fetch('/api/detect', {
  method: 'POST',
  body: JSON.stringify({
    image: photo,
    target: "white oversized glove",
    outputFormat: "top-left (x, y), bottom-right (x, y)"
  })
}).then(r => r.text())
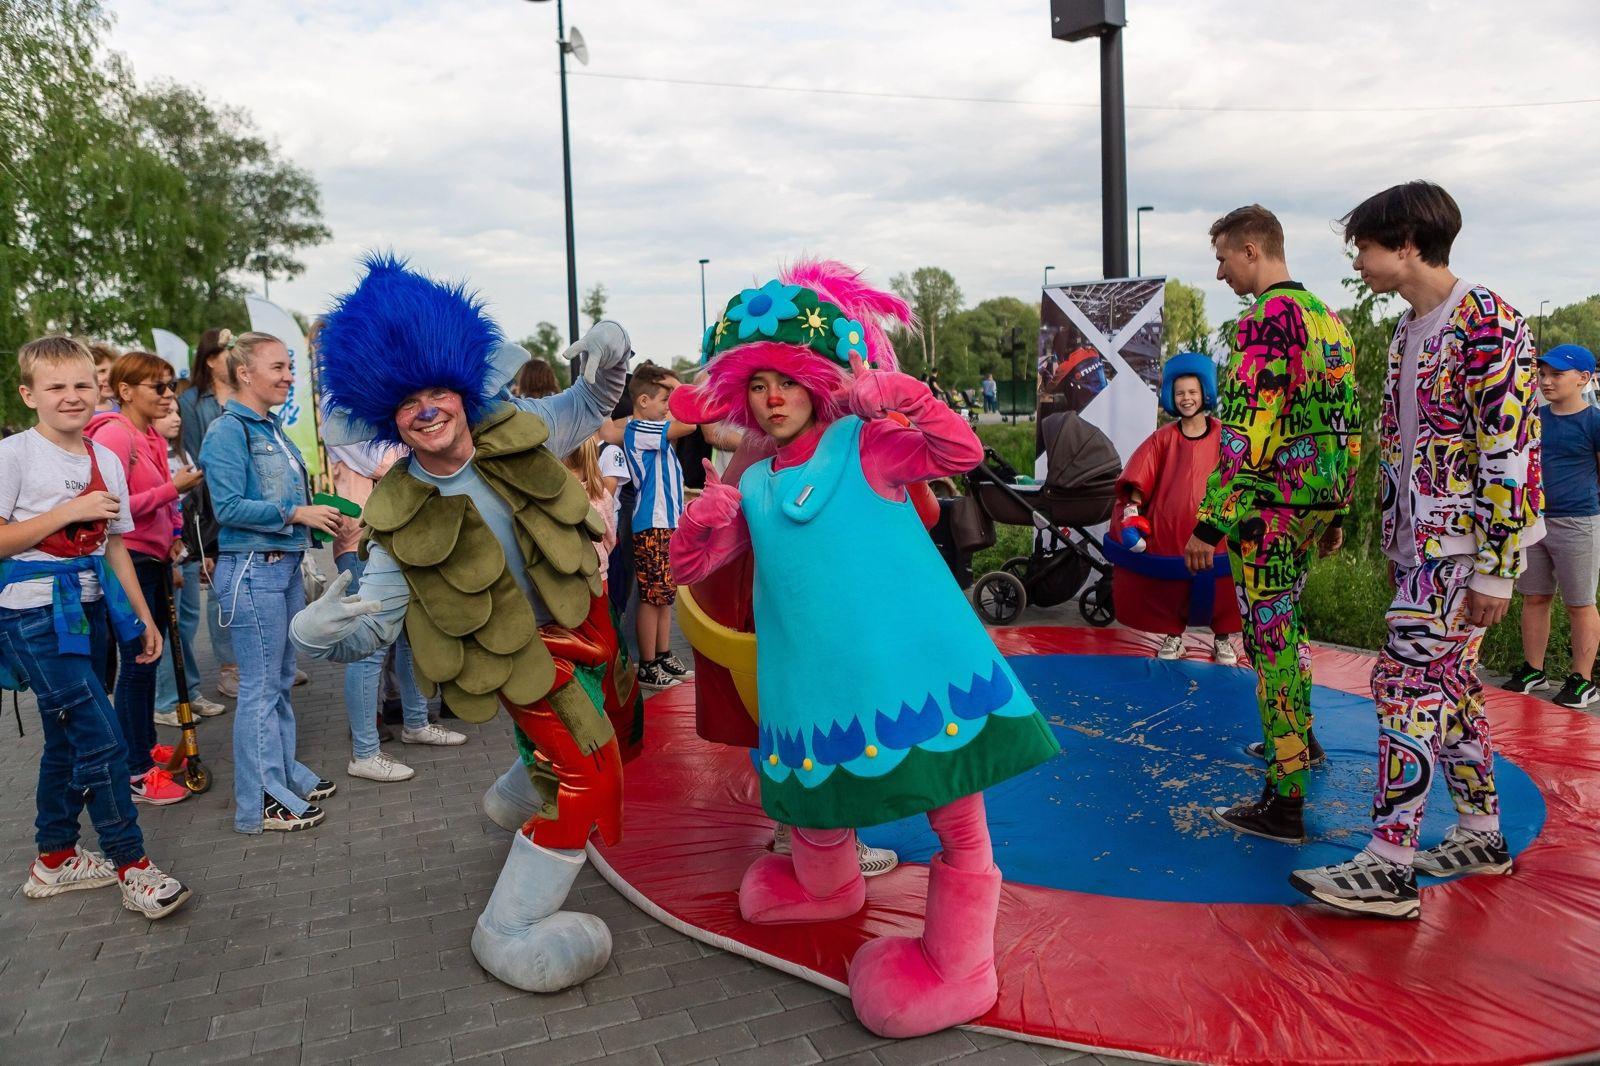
top-left (289, 569), bottom-right (382, 650)
top-left (562, 321), bottom-right (631, 387)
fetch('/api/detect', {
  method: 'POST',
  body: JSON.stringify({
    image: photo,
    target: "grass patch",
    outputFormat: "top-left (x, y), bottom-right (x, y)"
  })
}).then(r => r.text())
top-left (974, 422), bottom-right (1037, 479)
top-left (971, 524), bottom-right (1034, 577)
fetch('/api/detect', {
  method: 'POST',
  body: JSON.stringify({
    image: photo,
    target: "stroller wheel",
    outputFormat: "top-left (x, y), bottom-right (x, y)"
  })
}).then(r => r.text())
top-left (1000, 555), bottom-right (1032, 581)
top-left (973, 571), bottom-right (1027, 626)
top-left (1079, 578), bottom-right (1114, 628)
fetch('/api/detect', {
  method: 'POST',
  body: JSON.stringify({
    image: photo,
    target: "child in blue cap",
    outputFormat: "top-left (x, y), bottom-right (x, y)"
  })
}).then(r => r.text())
top-left (1505, 343), bottom-right (1600, 708)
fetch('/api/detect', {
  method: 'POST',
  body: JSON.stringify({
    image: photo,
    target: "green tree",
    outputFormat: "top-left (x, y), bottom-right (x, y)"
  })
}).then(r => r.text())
top-left (582, 283), bottom-right (607, 326)
top-left (889, 267), bottom-right (963, 372)
top-left (517, 321), bottom-right (565, 362)
top-left (1161, 278), bottom-right (1210, 357)
top-left (1538, 294), bottom-right (1600, 352)
top-left (938, 297), bottom-right (1041, 392)
top-left (1336, 271), bottom-right (1399, 557)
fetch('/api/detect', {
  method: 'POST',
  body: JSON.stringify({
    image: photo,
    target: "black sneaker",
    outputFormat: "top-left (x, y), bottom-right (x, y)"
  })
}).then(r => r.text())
top-left (638, 659), bottom-right (681, 691)
top-left (1552, 673), bottom-right (1599, 709)
top-left (1245, 727), bottom-right (1327, 766)
top-left (1208, 782), bottom-right (1305, 844)
top-left (263, 797), bottom-right (325, 832)
top-left (306, 779), bottom-right (337, 801)
top-left (1502, 661), bottom-right (1550, 694)
top-left (658, 652), bottom-right (695, 680)
top-left (1290, 849), bottom-right (1420, 920)
top-left (1413, 827), bottom-right (1513, 877)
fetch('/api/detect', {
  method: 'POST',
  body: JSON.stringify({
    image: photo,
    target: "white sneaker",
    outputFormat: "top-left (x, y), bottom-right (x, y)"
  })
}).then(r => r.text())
top-left (152, 709), bottom-right (181, 728)
top-left (402, 723), bottom-right (466, 746)
top-left (348, 751), bottom-right (416, 782)
top-left (191, 694), bottom-right (227, 717)
top-left (1156, 635), bottom-right (1184, 660)
top-left (293, 668), bottom-right (310, 687)
top-left (119, 860), bottom-right (191, 919)
top-left (217, 665), bottom-right (239, 699)
top-left (23, 846), bottom-right (116, 898)
top-left (1213, 638), bottom-right (1239, 666)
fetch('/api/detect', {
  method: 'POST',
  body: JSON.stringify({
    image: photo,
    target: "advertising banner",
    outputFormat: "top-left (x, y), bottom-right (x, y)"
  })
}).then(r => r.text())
top-left (245, 296), bottom-right (322, 478)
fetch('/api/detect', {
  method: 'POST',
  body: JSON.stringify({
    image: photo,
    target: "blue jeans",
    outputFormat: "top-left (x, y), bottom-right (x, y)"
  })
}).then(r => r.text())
top-left (0, 600), bottom-right (145, 865)
top-left (205, 573), bottom-right (236, 669)
top-left (336, 553), bottom-right (429, 759)
top-left (155, 559), bottom-right (201, 711)
top-left (113, 554), bottom-right (170, 776)
top-left (215, 551), bottom-right (319, 832)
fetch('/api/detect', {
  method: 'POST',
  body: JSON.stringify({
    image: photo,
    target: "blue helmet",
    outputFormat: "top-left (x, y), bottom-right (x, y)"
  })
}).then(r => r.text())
top-left (1160, 352), bottom-right (1217, 417)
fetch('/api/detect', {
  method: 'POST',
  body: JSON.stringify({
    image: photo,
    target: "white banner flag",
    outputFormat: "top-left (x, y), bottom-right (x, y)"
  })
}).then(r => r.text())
top-left (245, 296), bottom-right (321, 477)
top-left (150, 329), bottom-right (191, 379)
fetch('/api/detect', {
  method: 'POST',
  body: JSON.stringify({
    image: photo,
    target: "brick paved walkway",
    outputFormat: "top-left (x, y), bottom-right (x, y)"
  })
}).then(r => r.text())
top-left (0, 573), bottom-right (1142, 1065)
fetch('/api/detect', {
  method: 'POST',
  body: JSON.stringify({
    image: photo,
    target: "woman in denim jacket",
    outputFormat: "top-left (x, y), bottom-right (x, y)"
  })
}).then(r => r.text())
top-left (199, 332), bottom-right (343, 834)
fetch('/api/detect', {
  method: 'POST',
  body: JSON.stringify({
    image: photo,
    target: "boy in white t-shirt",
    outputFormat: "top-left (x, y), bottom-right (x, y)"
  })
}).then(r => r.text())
top-left (0, 336), bottom-right (191, 919)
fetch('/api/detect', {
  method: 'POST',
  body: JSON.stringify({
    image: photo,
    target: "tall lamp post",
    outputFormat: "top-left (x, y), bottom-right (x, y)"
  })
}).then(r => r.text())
top-left (1538, 299), bottom-right (1550, 351)
top-left (1043, 264), bottom-right (1056, 288)
top-left (1135, 205), bottom-right (1153, 276)
top-left (526, 0), bottom-right (588, 343)
top-left (698, 258), bottom-right (711, 336)
top-left (1051, 1), bottom-right (1129, 279)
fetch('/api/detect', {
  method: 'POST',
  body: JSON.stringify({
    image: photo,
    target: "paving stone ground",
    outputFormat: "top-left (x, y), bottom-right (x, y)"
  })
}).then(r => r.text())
top-left (0, 558), bottom-right (1140, 1066)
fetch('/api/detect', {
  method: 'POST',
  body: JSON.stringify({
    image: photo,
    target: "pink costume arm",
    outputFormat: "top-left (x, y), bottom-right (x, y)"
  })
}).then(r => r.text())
top-left (856, 374), bottom-right (985, 499)
top-left (669, 467), bottom-right (752, 585)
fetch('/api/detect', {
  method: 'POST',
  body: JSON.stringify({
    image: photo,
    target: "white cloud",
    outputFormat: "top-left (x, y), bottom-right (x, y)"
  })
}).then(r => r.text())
top-left (107, 0), bottom-right (1600, 361)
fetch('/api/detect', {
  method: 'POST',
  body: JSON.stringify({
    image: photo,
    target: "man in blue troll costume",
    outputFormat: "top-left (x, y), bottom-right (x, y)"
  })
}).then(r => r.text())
top-left (290, 254), bottom-right (638, 992)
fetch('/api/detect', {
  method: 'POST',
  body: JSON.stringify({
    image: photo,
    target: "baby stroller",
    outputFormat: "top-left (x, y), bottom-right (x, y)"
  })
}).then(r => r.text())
top-left (958, 410), bottom-right (1120, 626)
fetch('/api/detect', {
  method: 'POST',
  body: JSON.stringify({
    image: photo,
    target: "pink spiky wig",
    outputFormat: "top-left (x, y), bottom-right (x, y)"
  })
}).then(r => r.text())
top-left (668, 258), bottom-right (914, 432)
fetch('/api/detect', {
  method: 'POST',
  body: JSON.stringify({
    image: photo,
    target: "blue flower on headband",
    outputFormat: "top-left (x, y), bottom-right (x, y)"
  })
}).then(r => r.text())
top-left (833, 317), bottom-right (868, 362)
top-left (727, 280), bottom-right (801, 340)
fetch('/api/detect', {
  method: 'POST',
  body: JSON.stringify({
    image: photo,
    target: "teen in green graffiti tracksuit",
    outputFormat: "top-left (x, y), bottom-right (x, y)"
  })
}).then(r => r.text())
top-left (1192, 283), bottom-right (1359, 816)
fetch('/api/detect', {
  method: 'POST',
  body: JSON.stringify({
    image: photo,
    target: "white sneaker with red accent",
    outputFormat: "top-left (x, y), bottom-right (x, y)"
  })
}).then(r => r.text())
top-left (130, 767), bottom-right (189, 806)
top-left (118, 860), bottom-right (191, 919)
top-left (23, 846), bottom-right (117, 898)
top-left (402, 723), bottom-right (466, 746)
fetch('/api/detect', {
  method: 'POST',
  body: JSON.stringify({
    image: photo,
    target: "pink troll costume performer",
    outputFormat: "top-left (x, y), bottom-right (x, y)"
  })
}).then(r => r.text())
top-left (669, 260), bottom-right (1060, 1037)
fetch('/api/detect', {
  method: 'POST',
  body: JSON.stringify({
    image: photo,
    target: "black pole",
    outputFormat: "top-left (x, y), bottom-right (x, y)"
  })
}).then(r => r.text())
top-left (557, 0), bottom-right (579, 343)
top-left (1136, 210), bottom-right (1142, 276)
top-left (1099, 27), bottom-right (1128, 279)
top-left (699, 259), bottom-right (709, 336)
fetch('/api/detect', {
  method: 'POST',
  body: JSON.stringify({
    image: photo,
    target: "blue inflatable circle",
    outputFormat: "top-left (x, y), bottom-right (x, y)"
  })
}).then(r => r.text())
top-left (859, 653), bottom-right (1546, 905)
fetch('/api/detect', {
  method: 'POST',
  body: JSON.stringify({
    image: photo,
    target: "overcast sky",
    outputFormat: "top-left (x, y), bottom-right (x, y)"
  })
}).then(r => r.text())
top-left (109, 0), bottom-right (1598, 361)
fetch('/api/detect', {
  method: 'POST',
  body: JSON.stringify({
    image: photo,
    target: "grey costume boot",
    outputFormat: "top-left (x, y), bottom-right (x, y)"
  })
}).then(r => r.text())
top-left (471, 832), bottom-right (612, 992)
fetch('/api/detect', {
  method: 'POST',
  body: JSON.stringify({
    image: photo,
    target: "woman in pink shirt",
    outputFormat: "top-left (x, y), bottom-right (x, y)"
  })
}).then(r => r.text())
top-left (87, 352), bottom-right (204, 805)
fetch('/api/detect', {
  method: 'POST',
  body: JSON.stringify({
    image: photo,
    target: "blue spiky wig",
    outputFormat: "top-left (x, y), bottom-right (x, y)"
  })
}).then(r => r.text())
top-left (1160, 351), bottom-right (1217, 416)
top-left (316, 253), bottom-right (503, 445)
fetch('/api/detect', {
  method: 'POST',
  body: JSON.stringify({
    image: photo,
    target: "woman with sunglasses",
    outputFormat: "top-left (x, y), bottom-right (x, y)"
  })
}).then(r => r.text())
top-left (87, 353), bottom-right (205, 806)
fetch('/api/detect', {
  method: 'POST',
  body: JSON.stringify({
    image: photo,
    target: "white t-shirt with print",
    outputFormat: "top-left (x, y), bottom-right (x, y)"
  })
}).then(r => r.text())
top-left (599, 442), bottom-right (629, 524)
top-left (0, 429), bottom-right (135, 609)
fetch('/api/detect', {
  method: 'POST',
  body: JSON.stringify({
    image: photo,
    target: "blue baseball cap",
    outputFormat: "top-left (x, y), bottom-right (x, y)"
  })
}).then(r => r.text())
top-left (1539, 344), bottom-right (1596, 373)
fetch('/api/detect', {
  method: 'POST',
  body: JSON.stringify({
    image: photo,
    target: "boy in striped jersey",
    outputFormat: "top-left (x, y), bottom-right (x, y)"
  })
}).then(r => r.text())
top-left (603, 364), bottom-right (696, 689)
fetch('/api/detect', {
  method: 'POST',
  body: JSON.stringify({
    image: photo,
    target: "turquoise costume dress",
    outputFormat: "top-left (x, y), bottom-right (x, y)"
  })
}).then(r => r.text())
top-left (742, 415), bottom-right (1059, 829)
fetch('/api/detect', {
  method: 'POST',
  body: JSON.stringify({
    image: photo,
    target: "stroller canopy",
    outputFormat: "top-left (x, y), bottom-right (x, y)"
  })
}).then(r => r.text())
top-left (1040, 410), bottom-right (1122, 494)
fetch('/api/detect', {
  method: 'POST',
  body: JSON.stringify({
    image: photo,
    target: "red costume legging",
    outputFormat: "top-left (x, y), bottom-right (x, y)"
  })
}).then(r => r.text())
top-left (503, 596), bottom-right (626, 850)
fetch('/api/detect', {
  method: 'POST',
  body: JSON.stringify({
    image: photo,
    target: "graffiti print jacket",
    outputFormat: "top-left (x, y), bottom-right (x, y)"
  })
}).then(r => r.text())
top-left (1379, 285), bottom-right (1541, 582)
top-left (1193, 283), bottom-right (1359, 544)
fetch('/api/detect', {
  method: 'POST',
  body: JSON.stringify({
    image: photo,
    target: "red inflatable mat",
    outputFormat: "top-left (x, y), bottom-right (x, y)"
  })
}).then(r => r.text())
top-left (587, 626), bottom-right (1600, 1064)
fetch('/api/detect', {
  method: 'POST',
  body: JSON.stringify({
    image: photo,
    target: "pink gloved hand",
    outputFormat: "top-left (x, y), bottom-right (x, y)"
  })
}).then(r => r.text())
top-left (690, 459), bottom-right (742, 527)
top-left (848, 353), bottom-right (931, 423)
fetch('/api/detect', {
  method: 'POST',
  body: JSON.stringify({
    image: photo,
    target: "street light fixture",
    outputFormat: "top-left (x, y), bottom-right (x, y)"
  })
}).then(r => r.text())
top-left (698, 258), bottom-right (711, 337)
top-left (1051, 0), bottom-right (1129, 279)
top-left (1135, 205), bottom-right (1154, 276)
top-left (1043, 265), bottom-right (1056, 288)
top-left (525, 0), bottom-right (588, 344)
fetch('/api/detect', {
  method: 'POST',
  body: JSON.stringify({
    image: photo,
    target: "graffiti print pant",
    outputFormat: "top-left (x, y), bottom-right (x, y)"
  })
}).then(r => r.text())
top-left (1370, 556), bottom-right (1499, 850)
top-left (1227, 507), bottom-right (1327, 799)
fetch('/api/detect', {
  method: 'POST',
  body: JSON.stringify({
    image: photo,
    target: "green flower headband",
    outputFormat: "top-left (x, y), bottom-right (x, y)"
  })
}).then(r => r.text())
top-left (700, 280), bottom-right (871, 368)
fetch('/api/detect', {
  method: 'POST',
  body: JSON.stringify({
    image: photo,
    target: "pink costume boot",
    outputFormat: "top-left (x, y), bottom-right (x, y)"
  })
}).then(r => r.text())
top-left (739, 827), bottom-right (867, 924)
top-left (846, 853), bottom-right (1001, 1037)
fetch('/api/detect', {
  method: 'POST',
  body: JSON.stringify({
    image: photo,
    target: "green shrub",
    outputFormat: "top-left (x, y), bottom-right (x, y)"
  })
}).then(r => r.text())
top-left (973, 422), bottom-right (1037, 479)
